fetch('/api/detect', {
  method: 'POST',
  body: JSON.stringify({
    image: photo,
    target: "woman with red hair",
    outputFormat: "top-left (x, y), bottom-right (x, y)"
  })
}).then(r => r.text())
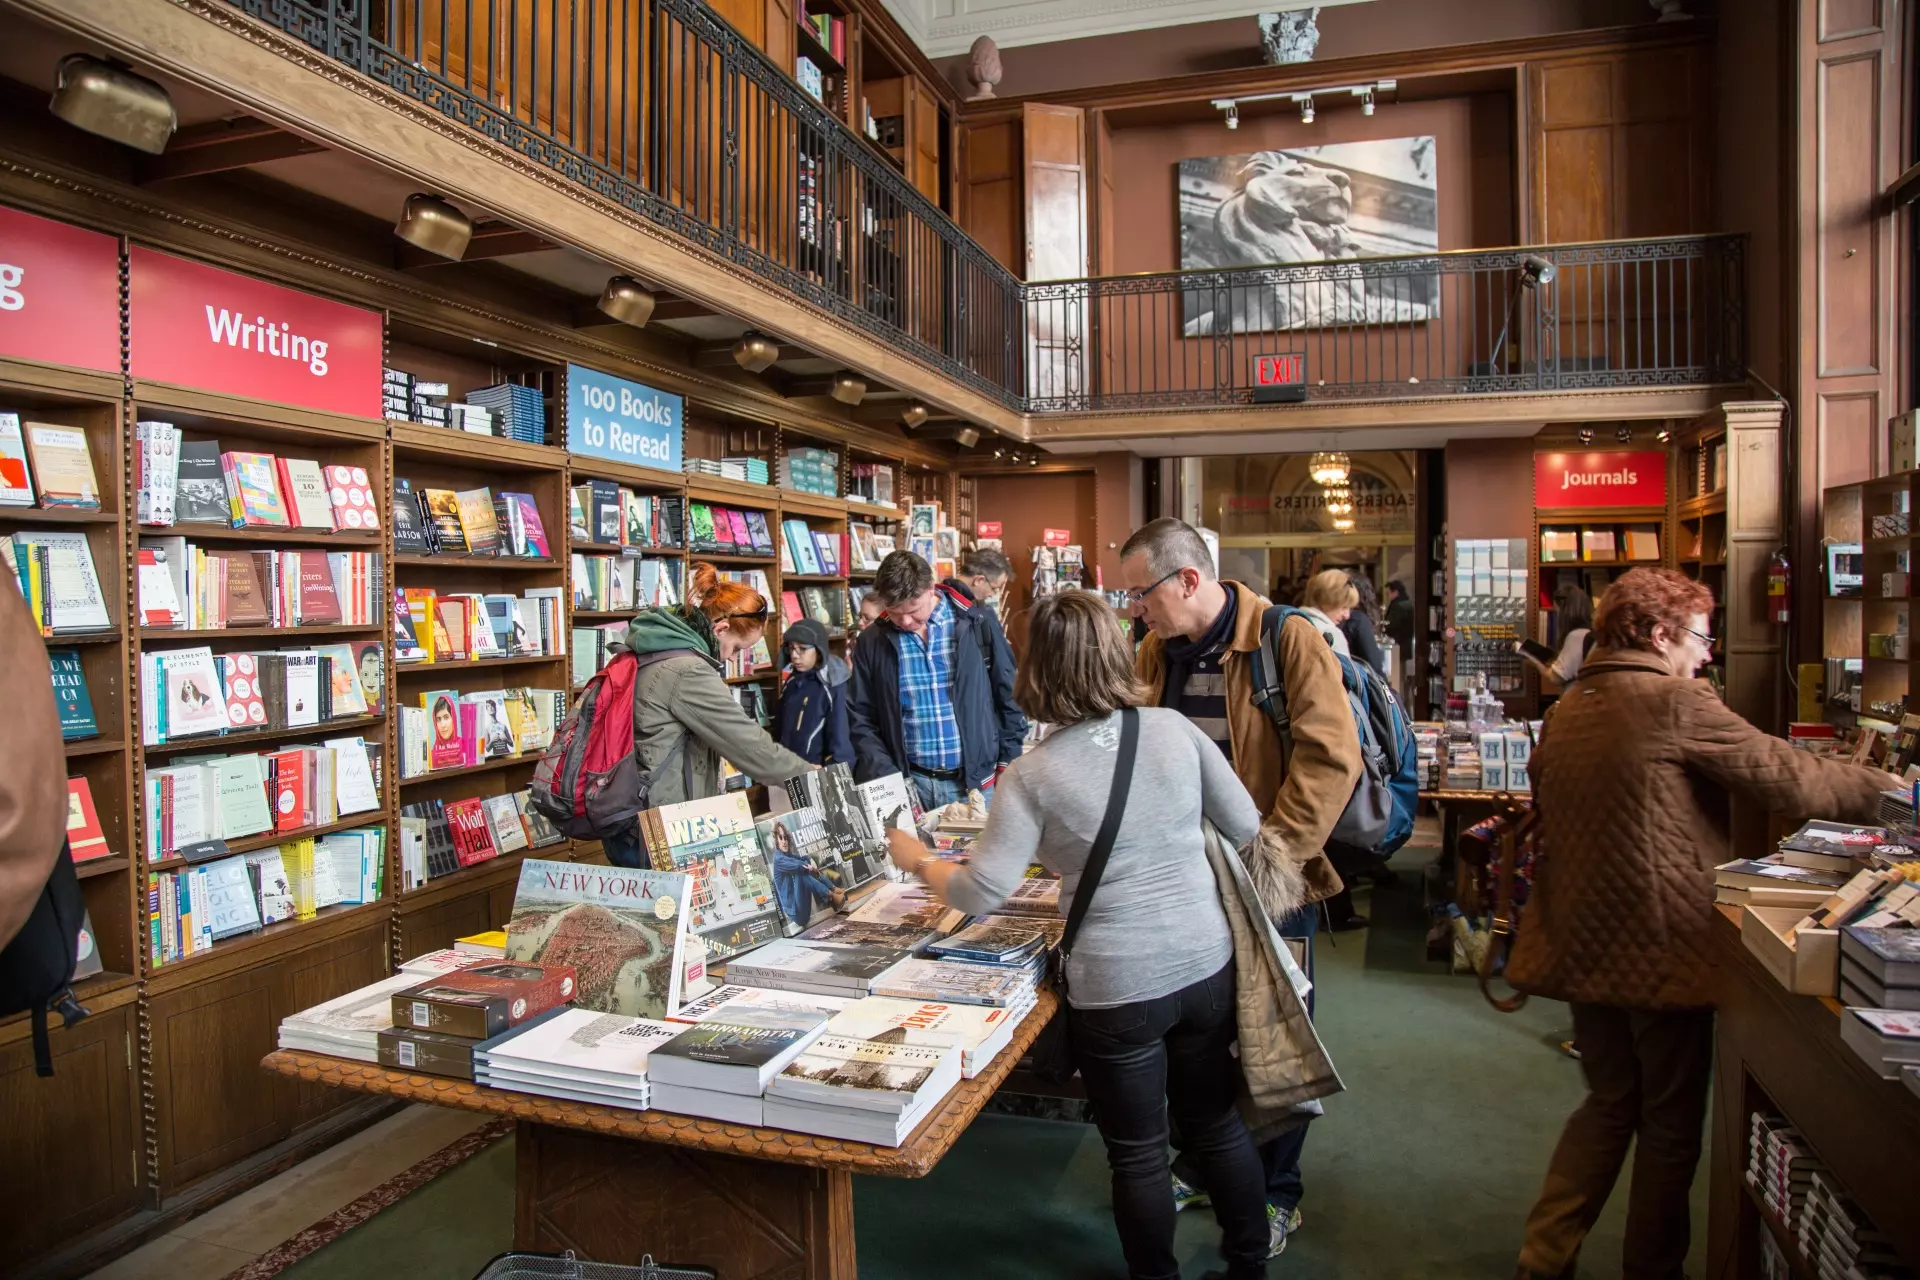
top-left (1509, 568), bottom-right (1885, 1280)
top-left (604, 562), bottom-right (812, 866)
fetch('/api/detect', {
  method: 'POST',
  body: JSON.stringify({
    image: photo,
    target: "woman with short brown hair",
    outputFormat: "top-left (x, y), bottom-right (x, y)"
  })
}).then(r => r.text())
top-left (1510, 568), bottom-right (1885, 1280)
top-left (891, 589), bottom-right (1274, 1280)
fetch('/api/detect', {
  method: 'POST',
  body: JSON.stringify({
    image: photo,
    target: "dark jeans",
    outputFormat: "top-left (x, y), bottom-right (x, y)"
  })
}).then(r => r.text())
top-left (1070, 962), bottom-right (1269, 1280)
top-left (601, 828), bottom-right (645, 868)
top-left (1518, 1003), bottom-right (1714, 1280)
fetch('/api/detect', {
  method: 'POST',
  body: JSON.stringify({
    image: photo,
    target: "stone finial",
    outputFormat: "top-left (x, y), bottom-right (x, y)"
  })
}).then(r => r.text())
top-left (1258, 8), bottom-right (1321, 65)
top-left (966, 36), bottom-right (1003, 101)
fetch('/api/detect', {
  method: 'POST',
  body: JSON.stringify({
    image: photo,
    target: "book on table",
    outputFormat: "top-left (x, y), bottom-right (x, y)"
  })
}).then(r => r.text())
top-left (721, 939), bottom-right (910, 996)
top-left (647, 1005), bottom-right (831, 1096)
top-left (925, 920), bottom-right (1046, 966)
top-left (798, 915), bottom-right (940, 952)
top-left (1839, 1006), bottom-right (1920, 1078)
top-left (1840, 957), bottom-right (1920, 1012)
top-left (476, 1007), bottom-right (682, 1105)
top-left (870, 957), bottom-right (1035, 1008)
top-left (504, 858), bottom-right (694, 1019)
top-left (826, 995), bottom-right (1034, 1078)
top-left (639, 792), bottom-right (786, 960)
top-left (1840, 926), bottom-right (1920, 988)
top-left (846, 880), bottom-right (965, 934)
top-left (389, 961), bottom-right (578, 1040)
top-left (278, 973), bottom-right (423, 1062)
top-left (666, 983), bottom-right (856, 1024)
top-left (762, 1036), bottom-right (963, 1147)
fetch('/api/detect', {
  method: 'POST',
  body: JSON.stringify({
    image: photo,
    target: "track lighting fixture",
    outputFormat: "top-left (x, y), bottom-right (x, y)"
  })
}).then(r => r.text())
top-left (1295, 93), bottom-right (1315, 124)
top-left (1225, 103), bottom-right (1239, 131)
top-left (901, 403), bottom-right (930, 429)
top-left (1518, 254), bottom-right (1557, 289)
top-left (1656, 428), bottom-right (1673, 444)
top-left (596, 276), bottom-right (656, 328)
top-left (1213, 80), bottom-right (1395, 131)
top-left (50, 54), bottom-right (176, 155)
top-left (1360, 90), bottom-right (1376, 117)
top-left (1578, 426), bottom-right (1596, 445)
top-left (1616, 425), bottom-right (1634, 444)
top-left (731, 332), bottom-right (779, 373)
top-left (829, 372), bottom-right (867, 406)
top-left (394, 193), bottom-right (472, 261)
top-left (955, 427), bottom-right (981, 449)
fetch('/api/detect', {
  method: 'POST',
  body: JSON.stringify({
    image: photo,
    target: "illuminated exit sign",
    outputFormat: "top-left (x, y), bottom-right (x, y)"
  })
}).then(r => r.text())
top-left (1252, 353), bottom-right (1307, 403)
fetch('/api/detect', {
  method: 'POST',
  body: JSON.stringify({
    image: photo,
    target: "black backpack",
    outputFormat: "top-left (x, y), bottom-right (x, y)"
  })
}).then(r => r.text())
top-left (0, 841), bottom-right (91, 1076)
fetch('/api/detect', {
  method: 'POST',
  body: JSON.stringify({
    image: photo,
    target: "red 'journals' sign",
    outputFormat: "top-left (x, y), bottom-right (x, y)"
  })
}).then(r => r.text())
top-left (0, 206), bottom-right (121, 374)
top-left (129, 247), bottom-right (383, 419)
top-left (1535, 450), bottom-right (1669, 509)
top-left (976, 521), bottom-right (1003, 539)
top-left (1042, 528), bottom-right (1072, 547)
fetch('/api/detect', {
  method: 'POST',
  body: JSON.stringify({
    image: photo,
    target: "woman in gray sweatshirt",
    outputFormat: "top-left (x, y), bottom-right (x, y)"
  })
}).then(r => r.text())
top-left (890, 590), bottom-right (1269, 1280)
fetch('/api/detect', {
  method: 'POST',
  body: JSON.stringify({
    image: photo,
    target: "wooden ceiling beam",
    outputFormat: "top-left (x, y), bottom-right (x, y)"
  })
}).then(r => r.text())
top-left (650, 292), bottom-right (725, 323)
top-left (140, 117), bottom-right (324, 183)
top-left (396, 222), bottom-right (555, 271)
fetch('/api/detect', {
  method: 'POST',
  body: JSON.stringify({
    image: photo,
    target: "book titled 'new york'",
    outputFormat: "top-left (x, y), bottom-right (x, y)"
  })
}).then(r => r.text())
top-left (504, 858), bottom-right (693, 1020)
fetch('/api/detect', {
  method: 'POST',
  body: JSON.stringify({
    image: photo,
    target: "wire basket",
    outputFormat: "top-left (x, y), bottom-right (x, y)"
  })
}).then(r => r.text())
top-left (474, 1250), bottom-right (716, 1280)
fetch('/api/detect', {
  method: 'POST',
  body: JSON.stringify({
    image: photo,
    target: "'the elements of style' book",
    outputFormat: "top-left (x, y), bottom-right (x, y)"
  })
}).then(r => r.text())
top-left (504, 858), bottom-right (694, 1020)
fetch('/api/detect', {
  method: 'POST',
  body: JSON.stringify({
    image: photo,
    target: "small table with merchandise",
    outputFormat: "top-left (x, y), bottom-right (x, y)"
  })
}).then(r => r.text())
top-left (261, 989), bottom-right (1056, 1277)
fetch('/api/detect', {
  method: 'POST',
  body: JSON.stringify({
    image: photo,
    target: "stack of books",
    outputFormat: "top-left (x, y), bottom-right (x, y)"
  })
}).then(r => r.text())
top-left (279, 972), bottom-right (425, 1062)
top-left (722, 457), bottom-right (771, 486)
top-left (393, 481), bottom-right (548, 558)
top-left (824, 995), bottom-right (1031, 1080)
top-left (397, 686), bottom-right (566, 778)
top-left (378, 961), bottom-right (578, 1079)
top-left (763, 1032), bottom-right (961, 1146)
top-left (142, 741), bottom-right (381, 855)
top-left (394, 586), bottom-right (566, 662)
top-left (668, 983), bottom-right (856, 1023)
top-left (723, 939), bottom-right (910, 998)
top-left (466, 383), bottom-right (547, 444)
top-left (869, 955), bottom-right (1036, 1009)
top-left (1841, 925), bottom-right (1920, 1010)
top-left (475, 1007), bottom-right (682, 1110)
top-left (778, 447), bottom-right (839, 498)
top-left (647, 1005), bottom-right (832, 1125)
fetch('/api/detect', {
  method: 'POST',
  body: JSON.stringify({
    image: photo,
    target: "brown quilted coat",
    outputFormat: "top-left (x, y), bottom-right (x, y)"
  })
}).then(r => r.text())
top-left (1508, 648), bottom-right (1888, 1009)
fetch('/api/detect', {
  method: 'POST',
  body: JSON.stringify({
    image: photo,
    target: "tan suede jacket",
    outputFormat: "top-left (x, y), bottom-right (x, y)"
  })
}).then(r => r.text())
top-left (1509, 648), bottom-right (1889, 1010)
top-left (1137, 581), bottom-right (1362, 908)
top-left (0, 580), bottom-right (68, 948)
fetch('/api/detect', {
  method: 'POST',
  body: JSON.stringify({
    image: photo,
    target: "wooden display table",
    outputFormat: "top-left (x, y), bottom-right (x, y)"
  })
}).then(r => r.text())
top-left (262, 990), bottom-right (1056, 1276)
top-left (1706, 907), bottom-right (1920, 1277)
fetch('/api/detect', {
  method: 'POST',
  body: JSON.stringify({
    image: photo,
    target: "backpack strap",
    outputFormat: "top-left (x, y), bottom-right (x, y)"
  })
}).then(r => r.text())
top-left (1249, 605), bottom-right (1307, 757)
top-left (1058, 707), bottom-right (1140, 975)
top-left (627, 648), bottom-right (702, 798)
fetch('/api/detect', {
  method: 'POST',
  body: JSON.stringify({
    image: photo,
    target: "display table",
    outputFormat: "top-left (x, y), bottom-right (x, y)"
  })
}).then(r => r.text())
top-left (1705, 906), bottom-right (1920, 1277)
top-left (262, 990), bottom-right (1056, 1276)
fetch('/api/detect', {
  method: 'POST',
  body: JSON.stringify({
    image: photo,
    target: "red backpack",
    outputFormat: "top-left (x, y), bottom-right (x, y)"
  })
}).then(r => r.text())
top-left (530, 649), bottom-right (691, 838)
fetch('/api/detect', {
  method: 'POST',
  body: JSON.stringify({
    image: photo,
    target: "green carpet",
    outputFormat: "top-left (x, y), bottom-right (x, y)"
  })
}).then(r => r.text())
top-left (275, 850), bottom-right (1709, 1280)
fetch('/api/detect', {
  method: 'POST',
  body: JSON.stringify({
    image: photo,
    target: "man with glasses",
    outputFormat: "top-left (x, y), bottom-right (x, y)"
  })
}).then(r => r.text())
top-left (1120, 517), bottom-right (1361, 1261)
top-left (945, 546), bottom-right (1014, 616)
top-left (848, 549), bottom-right (1025, 811)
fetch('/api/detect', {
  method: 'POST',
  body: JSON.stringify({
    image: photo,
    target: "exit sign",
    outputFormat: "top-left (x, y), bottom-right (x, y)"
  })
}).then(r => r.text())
top-left (1252, 353), bottom-right (1307, 403)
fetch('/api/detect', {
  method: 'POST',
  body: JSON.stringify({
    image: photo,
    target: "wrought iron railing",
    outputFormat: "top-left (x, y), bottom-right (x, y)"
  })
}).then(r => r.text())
top-left (1022, 235), bottom-right (1747, 412)
top-left (219, 1), bottom-right (1745, 418)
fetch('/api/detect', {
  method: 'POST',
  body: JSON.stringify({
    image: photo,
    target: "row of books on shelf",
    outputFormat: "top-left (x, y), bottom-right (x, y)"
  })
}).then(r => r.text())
top-left (781, 519), bottom-right (844, 576)
top-left (152, 830), bottom-right (386, 967)
top-left (1745, 1109), bottom-right (1906, 1279)
top-left (1540, 525), bottom-right (1662, 564)
top-left (395, 586), bottom-right (566, 664)
top-left (848, 462), bottom-right (895, 507)
top-left (689, 502), bottom-right (776, 556)
top-left (779, 447), bottom-right (839, 499)
top-left (571, 553), bottom-right (682, 612)
top-left (393, 480), bottom-right (549, 558)
top-left (0, 415), bottom-right (103, 509)
top-left (132, 423), bottom-right (381, 533)
top-left (721, 570), bottom-right (775, 677)
top-left (397, 687), bottom-right (566, 777)
top-left (798, 3), bottom-right (846, 61)
top-left (140, 646), bottom-right (383, 743)
top-left (385, 371), bottom-right (547, 444)
top-left (275, 777), bottom-right (1048, 1142)
top-left (781, 586), bottom-right (848, 633)
top-left (137, 541), bottom-right (383, 629)
top-left (3, 529), bottom-right (112, 633)
top-left (397, 788), bottom-right (565, 888)
top-left (569, 482), bottom-right (685, 551)
top-left (686, 457), bottom-right (769, 485)
top-left (142, 737), bottom-right (383, 861)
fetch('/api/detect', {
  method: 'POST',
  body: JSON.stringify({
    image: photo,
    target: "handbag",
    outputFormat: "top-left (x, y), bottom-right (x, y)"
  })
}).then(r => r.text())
top-left (1024, 705), bottom-right (1140, 1083)
top-left (1476, 800), bottom-right (1540, 1013)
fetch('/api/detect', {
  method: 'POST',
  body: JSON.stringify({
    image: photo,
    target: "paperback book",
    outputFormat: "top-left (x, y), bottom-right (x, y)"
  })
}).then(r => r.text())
top-left (640, 793), bottom-right (784, 959)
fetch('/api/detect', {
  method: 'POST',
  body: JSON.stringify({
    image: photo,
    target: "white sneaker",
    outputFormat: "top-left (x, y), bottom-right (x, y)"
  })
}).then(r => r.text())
top-left (1267, 1204), bottom-right (1302, 1259)
top-left (1170, 1172), bottom-right (1210, 1212)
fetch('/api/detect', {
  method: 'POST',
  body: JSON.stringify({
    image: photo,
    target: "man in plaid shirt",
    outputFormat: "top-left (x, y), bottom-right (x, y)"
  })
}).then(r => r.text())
top-left (848, 551), bottom-right (1025, 810)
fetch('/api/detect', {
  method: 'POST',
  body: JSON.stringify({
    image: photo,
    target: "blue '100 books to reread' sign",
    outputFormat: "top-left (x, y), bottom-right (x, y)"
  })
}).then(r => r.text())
top-left (565, 363), bottom-right (682, 473)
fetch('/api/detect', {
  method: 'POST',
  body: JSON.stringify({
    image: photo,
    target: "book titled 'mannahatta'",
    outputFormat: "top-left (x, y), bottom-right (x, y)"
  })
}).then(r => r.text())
top-left (505, 858), bottom-right (693, 1020)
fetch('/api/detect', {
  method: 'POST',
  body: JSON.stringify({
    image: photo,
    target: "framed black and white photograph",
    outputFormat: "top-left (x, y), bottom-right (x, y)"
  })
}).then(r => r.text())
top-left (1178, 137), bottom-right (1438, 334)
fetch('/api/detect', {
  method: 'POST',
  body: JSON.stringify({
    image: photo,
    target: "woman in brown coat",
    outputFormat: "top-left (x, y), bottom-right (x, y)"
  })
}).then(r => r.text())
top-left (1510, 569), bottom-right (1886, 1280)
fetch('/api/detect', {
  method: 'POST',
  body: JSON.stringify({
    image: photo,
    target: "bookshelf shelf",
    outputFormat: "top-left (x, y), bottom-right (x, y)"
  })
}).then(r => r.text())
top-left (399, 754), bottom-right (538, 787)
top-left (75, 854), bottom-right (130, 881)
top-left (143, 713), bottom-right (387, 757)
top-left (395, 653), bottom-right (564, 675)
top-left (726, 672), bottom-right (777, 685)
top-left (391, 421), bottom-right (565, 472)
top-left (157, 524), bottom-right (384, 548)
top-left (783, 573), bottom-right (847, 584)
top-left (777, 489), bottom-right (848, 518)
top-left (0, 506), bottom-right (115, 525)
top-left (146, 897), bottom-right (390, 978)
top-left (691, 550), bottom-right (778, 565)
top-left (146, 813), bottom-right (388, 869)
top-left (141, 622), bottom-right (387, 640)
top-left (43, 628), bottom-right (121, 645)
top-left (64, 737), bottom-right (126, 758)
top-left (131, 382), bottom-right (388, 446)
top-left (393, 553), bottom-right (558, 568)
top-left (686, 477), bottom-right (780, 509)
top-left (565, 455), bottom-right (685, 492)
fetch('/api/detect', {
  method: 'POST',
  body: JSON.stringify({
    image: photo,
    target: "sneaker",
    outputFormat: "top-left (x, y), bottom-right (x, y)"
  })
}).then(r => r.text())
top-left (1171, 1172), bottom-right (1210, 1212)
top-left (1266, 1204), bottom-right (1302, 1258)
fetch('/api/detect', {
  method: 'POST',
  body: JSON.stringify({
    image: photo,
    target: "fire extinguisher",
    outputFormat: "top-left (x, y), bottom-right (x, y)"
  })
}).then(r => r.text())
top-left (1767, 548), bottom-right (1791, 625)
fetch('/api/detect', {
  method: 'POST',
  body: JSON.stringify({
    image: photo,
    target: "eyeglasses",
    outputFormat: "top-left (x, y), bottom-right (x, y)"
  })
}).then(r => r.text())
top-left (725, 608), bottom-right (769, 623)
top-left (1126, 567), bottom-right (1186, 606)
top-left (1679, 624), bottom-right (1713, 648)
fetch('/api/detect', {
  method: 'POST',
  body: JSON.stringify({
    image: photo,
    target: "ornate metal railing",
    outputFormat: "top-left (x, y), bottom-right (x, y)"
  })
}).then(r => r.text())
top-left (1022, 234), bottom-right (1747, 412)
top-left (218, 1), bottom-right (1745, 418)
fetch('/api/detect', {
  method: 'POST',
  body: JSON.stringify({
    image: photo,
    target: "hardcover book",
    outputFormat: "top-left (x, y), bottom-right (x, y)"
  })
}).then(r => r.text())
top-left (723, 939), bottom-right (908, 993)
top-left (390, 961), bottom-right (579, 1040)
top-left (65, 777), bottom-right (111, 862)
top-left (392, 480), bottom-right (430, 553)
top-left (48, 648), bottom-right (97, 741)
top-left (478, 1007), bottom-right (684, 1089)
top-left (277, 457), bottom-right (335, 529)
top-left (326, 465), bottom-right (379, 531)
top-left (869, 957), bottom-right (1032, 1007)
top-left (454, 488), bottom-right (501, 556)
top-left (422, 489), bottom-right (468, 552)
top-left (176, 441), bottom-right (229, 524)
top-left (222, 451), bottom-right (289, 527)
top-left (504, 858), bottom-right (694, 1020)
top-left (24, 423), bottom-right (100, 508)
top-left (668, 983), bottom-right (856, 1024)
top-left (639, 793), bottom-right (784, 960)
top-left (646, 1006), bottom-right (831, 1095)
top-left (376, 1026), bottom-right (482, 1079)
top-left (767, 1032), bottom-right (958, 1114)
top-left (0, 413), bottom-right (32, 506)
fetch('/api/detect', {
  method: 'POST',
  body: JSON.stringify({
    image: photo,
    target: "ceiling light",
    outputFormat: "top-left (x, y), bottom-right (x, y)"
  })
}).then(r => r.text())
top-left (1360, 91), bottom-right (1375, 117)
top-left (394, 193), bottom-right (472, 261)
top-left (1225, 104), bottom-right (1239, 131)
top-left (901, 403), bottom-right (929, 429)
top-left (955, 427), bottom-right (981, 449)
top-left (1323, 485), bottom-right (1352, 517)
top-left (1332, 515), bottom-right (1355, 531)
top-left (1298, 94), bottom-right (1315, 124)
top-left (829, 373), bottom-right (867, 406)
top-left (732, 332), bottom-right (779, 373)
top-left (596, 276), bottom-right (656, 328)
top-left (1577, 426), bottom-right (1596, 445)
top-left (1616, 425), bottom-right (1634, 444)
top-left (1657, 428), bottom-right (1673, 444)
top-left (1519, 254), bottom-right (1557, 289)
top-left (50, 55), bottom-right (176, 155)
top-left (1308, 450), bottom-right (1350, 486)
top-left (1028, 454), bottom-right (1039, 467)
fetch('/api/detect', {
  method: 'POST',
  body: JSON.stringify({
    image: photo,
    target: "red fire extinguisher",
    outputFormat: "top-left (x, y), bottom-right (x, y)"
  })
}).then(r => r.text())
top-left (1767, 548), bottom-right (1791, 625)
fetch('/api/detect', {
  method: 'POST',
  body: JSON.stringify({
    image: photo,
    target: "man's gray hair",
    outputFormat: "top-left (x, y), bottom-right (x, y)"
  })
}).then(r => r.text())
top-left (1119, 517), bottom-right (1216, 582)
top-left (959, 546), bottom-right (1013, 581)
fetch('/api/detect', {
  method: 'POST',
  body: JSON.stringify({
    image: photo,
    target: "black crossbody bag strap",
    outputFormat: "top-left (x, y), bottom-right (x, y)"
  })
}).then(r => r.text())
top-left (1058, 706), bottom-right (1140, 983)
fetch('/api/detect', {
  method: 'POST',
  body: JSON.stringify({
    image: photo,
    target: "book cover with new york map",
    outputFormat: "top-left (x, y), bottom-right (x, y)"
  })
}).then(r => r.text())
top-left (505, 858), bottom-right (693, 1019)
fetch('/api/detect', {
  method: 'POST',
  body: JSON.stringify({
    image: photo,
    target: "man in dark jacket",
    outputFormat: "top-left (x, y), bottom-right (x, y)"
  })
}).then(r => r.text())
top-left (944, 546), bottom-right (1013, 614)
top-left (848, 550), bottom-right (1025, 810)
top-left (775, 617), bottom-right (853, 766)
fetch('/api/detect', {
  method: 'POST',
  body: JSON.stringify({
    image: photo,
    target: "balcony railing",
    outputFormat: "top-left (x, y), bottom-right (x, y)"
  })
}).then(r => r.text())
top-left (222, 0), bottom-right (1746, 418)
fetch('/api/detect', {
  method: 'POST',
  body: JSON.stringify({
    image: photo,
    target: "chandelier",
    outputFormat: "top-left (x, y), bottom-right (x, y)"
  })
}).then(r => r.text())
top-left (1332, 515), bottom-right (1355, 531)
top-left (1309, 451), bottom-right (1351, 486)
top-left (1323, 484), bottom-right (1353, 518)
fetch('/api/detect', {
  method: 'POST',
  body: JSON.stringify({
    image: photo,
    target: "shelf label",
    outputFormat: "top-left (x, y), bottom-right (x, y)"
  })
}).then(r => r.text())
top-left (1534, 450), bottom-right (1668, 509)
top-left (129, 247), bottom-right (383, 418)
top-left (0, 205), bottom-right (121, 374)
top-left (566, 363), bottom-right (682, 472)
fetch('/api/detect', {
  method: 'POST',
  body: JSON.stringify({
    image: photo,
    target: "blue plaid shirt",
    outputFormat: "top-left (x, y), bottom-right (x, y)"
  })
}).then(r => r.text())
top-left (894, 593), bottom-right (962, 771)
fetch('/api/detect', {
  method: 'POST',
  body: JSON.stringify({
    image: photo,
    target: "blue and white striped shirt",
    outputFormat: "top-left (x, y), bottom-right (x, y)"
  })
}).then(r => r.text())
top-left (894, 593), bottom-right (962, 771)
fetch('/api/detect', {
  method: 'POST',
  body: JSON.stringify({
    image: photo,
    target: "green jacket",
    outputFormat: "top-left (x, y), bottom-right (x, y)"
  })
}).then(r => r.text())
top-left (618, 608), bottom-right (811, 805)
